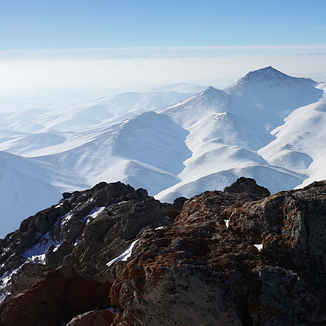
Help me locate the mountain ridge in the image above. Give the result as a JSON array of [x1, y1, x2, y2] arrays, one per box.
[[0, 66, 325, 237], [232, 66, 318, 86]]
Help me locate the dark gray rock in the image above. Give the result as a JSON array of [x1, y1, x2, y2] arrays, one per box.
[[10, 263, 52, 294], [0, 181, 182, 294], [224, 176, 271, 197]]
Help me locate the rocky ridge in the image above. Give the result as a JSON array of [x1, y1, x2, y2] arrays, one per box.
[[1, 177, 326, 325]]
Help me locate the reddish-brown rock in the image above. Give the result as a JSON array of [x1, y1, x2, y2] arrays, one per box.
[[110, 185, 267, 326], [111, 180, 326, 326], [0, 266, 111, 326], [3, 178, 326, 325], [66, 310, 115, 326]]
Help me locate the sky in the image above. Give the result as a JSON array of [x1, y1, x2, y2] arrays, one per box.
[[1, 0, 326, 94], [1, 0, 326, 50]]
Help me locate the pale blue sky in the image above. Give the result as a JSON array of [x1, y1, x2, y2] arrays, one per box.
[[1, 0, 326, 52], [1, 0, 326, 93]]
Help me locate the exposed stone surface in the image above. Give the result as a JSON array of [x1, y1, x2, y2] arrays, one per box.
[[2, 178, 326, 325], [111, 180, 326, 326], [110, 180, 269, 326], [10, 263, 52, 294], [0, 181, 181, 296], [0, 266, 111, 326], [223, 176, 270, 197], [66, 310, 115, 326]]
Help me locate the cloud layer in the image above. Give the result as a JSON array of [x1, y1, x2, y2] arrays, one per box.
[[1, 53, 326, 94]]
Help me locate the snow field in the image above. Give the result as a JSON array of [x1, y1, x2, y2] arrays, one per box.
[[0, 68, 325, 237]]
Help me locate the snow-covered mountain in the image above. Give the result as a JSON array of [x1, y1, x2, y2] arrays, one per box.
[[155, 69, 323, 201], [0, 68, 325, 237], [0, 151, 88, 235]]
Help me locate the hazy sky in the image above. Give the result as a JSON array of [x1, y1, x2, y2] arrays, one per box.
[[1, 0, 326, 94]]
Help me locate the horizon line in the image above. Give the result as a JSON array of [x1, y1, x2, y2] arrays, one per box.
[[2, 44, 326, 54]]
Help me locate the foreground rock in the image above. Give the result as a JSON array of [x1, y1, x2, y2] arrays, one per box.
[[66, 310, 115, 326], [2, 178, 326, 325], [0, 181, 181, 298], [111, 180, 326, 325], [0, 266, 111, 326]]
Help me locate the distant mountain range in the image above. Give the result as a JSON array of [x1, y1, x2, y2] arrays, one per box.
[[0, 66, 325, 237]]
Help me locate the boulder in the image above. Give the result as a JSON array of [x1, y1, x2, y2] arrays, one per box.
[[10, 263, 52, 294], [0, 266, 111, 326]]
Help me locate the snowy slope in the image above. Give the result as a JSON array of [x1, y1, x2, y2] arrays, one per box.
[[36, 90, 195, 133], [98, 90, 196, 116], [36, 112, 191, 196], [259, 88, 326, 187], [155, 70, 317, 201], [0, 151, 88, 237], [143, 83, 206, 94], [0, 87, 195, 156], [225, 66, 323, 131], [1, 69, 326, 237]]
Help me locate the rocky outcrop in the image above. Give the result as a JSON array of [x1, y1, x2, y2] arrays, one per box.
[[0, 266, 111, 326], [225, 181, 326, 325], [224, 176, 270, 197], [2, 178, 326, 325], [111, 179, 326, 326], [10, 263, 52, 294], [0, 181, 181, 297], [110, 179, 269, 326]]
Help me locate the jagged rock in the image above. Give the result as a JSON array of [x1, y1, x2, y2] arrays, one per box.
[[0, 181, 182, 290], [66, 310, 115, 326], [10, 263, 52, 294], [0, 266, 111, 326], [110, 184, 269, 326], [66, 195, 179, 280], [3, 178, 326, 325], [225, 180, 326, 271], [223, 176, 270, 197], [45, 241, 74, 268], [62, 192, 72, 199], [223, 181, 326, 325], [110, 180, 326, 325], [172, 196, 187, 211], [19, 201, 70, 248], [247, 264, 326, 326]]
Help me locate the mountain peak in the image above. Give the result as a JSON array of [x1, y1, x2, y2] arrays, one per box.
[[199, 86, 225, 99], [201, 86, 220, 93], [226, 66, 318, 94], [239, 66, 290, 84]]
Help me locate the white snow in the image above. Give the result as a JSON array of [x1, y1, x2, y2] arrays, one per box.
[[1, 68, 326, 238], [84, 206, 105, 224], [258, 94, 326, 188], [22, 231, 61, 261], [0, 273, 12, 303], [254, 244, 263, 251], [0, 151, 88, 237], [106, 239, 139, 267], [0, 229, 60, 301]]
